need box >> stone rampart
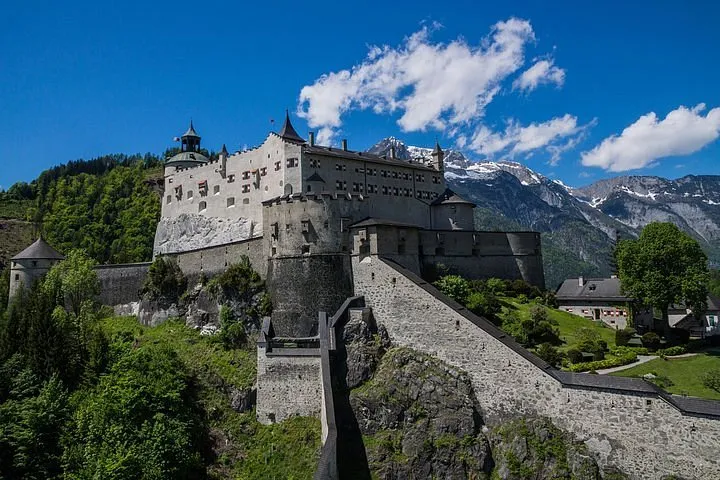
[164,236,266,279]
[351,254,720,480]
[94,262,151,312]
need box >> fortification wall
[164,237,266,279]
[351,254,720,480]
[256,345,323,424]
[94,262,151,312]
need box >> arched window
[227,197,235,208]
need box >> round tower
[8,238,64,303]
[165,121,210,168]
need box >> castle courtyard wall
[351,254,720,480]
[94,262,151,313]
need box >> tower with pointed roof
[430,140,445,173]
[165,121,210,168]
[277,110,305,143]
[8,237,64,303]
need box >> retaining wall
[351,254,720,480]
[94,262,151,309]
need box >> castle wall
[94,262,151,314]
[256,345,323,424]
[165,236,266,279]
[351,254,720,480]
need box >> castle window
[275,161,281,171]
[227,197,235,208]
[242,171,250,180]
[392,171,398,178]
[198,201,207,212]
[32,261,37,267]
[382,186,388,195]
[271,247,277,255]
[393,187,398,196]
[214,185,220,195]
[243,198,249,204]
[307,185,312,192]
[166,195,172,204]
[309,159,320,168]
[301,220,310,233]
[432,176,440,184]
[335,164,342,171]
[260,167,267,176]
[174,185,182,199]
[242,184,250,193]
[271,222,279,239]
[15,274,19,281]
[187,190,193,199]
[336,180,342,190]
[302,245,310,254]
[286,157,299,168]
[227,174,235,183]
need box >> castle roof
[12,238,64,261]
[430,189,475,207]
[182,120,200,138]
[303,144,438,172]
[278,111,305,143]
[350,218,422,229]
[166,150,209,165]
[432,140,443,155]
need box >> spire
[220,143,228,155]
[431,139,445,173]
[432,139,443,155]
[278,110,305,143]
[183,120,200,138]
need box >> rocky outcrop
[348,346,623,480]
[342,312,391,389]
[153,213,257,254]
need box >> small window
[166,195,172,204]
[213,185,220,195]
[301,245,310,254]
[227,175,235,183]
[198,201,207,212]
[32,261,37,267]
[275,161,281,171]
[227,197,235,207]
[242,198,250,204]
[242,171,250,180]
[15,274,19,281]
[187,190,193,199]
[242,184,250,193]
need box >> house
[638,294,720,338]
[555,276,652,330]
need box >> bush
[485,278,506,295]
[466,291,501,320]
[641,332,661,351]
[615,328,636,347]
[567,351,638,372]
[610,346,649,356]
[536,343,562,366]
[702,370,720,393]
[657,345,687,357]
[516,294,529,304]
[207,256,263,297]
[566,348,584,364]
[141,257,187,301]
[218,305,247,348]
[434,275,472,305]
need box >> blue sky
[1,0,718,189]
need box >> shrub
[702,370,720,393]
[207,256,262,298]
[566,348,584,364]
[657,345,687,357]
[536,343,562,366]
[529,305,547,323]
[516,294,529,304]
[141,257,187,300]
[567,351,638,372]
[641,332,661,351]
[610,346,649,356]
[485,278,506,295]
[434,275,471,305]
[615,328,636,347]
[466,291,501,319]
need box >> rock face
[153,213,256,254]
[342,311,391,389]
[351,347,493,480]
[349,346,620,480]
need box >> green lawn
[611,352,720,400]
[500,298,617,352]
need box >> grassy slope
[612,352,720,400]
[100,316,321,479]
[500,298,617,352]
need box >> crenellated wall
[351,254,720,480]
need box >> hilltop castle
[154,114,544,335]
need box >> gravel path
[596,355,657,375]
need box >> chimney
[578,276,585,287]
[308,132,315,146]
[390,145,396,159]
[342,139,348,151]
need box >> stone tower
[430,140,444,173]
[8,237,64,303]
[165,121,209,168]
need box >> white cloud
[298,18,543,143]
[512,59,565,92]
[467,114,590,161]
[581,104,720,172]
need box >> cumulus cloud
[298,18,541,143]
[512,59,565,92]
[468,114,590,161]
[581,104,720,172]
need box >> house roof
[12,238,64,261]
[165,151,209,165]
[278,111,305,143]
[555,277,633,302]
[350,217,422,229]
[302,144,438,172]
[430,188,476,207]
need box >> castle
[7,116,720,479]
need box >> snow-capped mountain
[367,137,720,288]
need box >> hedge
[566,351,638,373]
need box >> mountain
[367,138,720,289]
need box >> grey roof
[430,188,476,207]
[182,120,200,138]
[306,172,326,183]
[220,144,228,155]
[552,371,658,394]
[555,277,633,302]
[303,144,438,172]
[165,151,209,165]
[432,140,443,155]
[278,111,305,143]
[350,218,422,229]
[12,238,64,261]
